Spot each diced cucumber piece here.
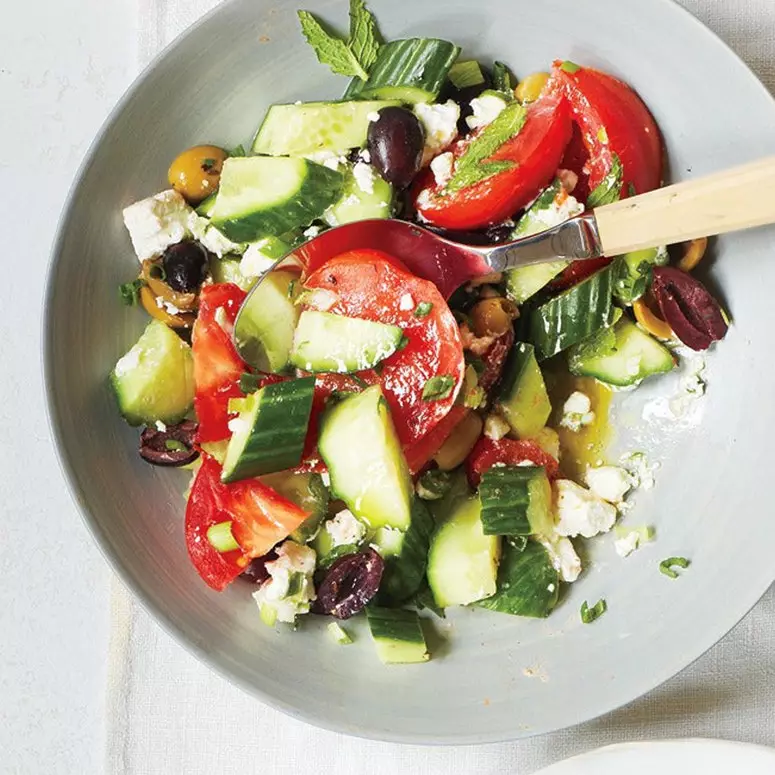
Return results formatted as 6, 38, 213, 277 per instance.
427, 496, 501, 608
478, 466, 553, 537
378, 500, 435, 605
427, 469, 471, 524
323, 163, 394, 226
209, 256, 257, 291
506, 262, 568, 305
612, 246, 669, 305
478, 540, 560, 618
289, 310, 403, 373
343, 38, 461, 103
568, 317, 676, 387
448, 59, 485, 89
260, 471, 329, 543
210, 157, 343, 242
111, 319, 194, 426
495, 342, 551, 439
252, 100, 400, 157
366, 606, 429, 664
196, 193, 218, 217
529, 262, 618, 360
234, 270, 301, 373
221, 377, 315, 483
327, 622, 353, 645
318, 386, 413, 531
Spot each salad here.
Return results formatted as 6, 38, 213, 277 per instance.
111, 0, 728, 664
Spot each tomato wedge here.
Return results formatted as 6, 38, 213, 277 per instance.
413, 95, 573, 230
192, 283, 247, 443
404, 405, 469, 474
466, 437, 560, 488
304, 250, 465, 445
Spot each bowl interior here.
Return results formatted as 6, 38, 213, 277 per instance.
46, 0, 775, 743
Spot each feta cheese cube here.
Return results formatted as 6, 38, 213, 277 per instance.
429, 151, 455, 187
539, 534, 582, 582
586, 465, 632, 503
352, 161, 376, 194
465, 93, 507, 130
620, 451, 658, 490
614, 531, 641, 558
484, 413, 511, 441
325, 509, 366, 548
554, 479, 617, 538
122, 189, 193, 262
560, 391, 595, 432
414, 100, 460, 166
240, 239, 280, 278
399, 293, 415, 311
252, 541, 317, 624
187, 212, 244, 258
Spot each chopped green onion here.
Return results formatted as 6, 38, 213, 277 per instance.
201, 158, 217, 172
327, 622, 353, 645
491, 60, 513, 93
396, 334, 410, 351
580, 598, 607, 624
164, 439, 187, 452
416, 469, 453, 501
448, 59, 485, 90
422, 375, 455, 401
118, 279, 145, 306
659, 556, 690, 579
414, 301, 433, 318
560, 60, 581, 74
206, 521, 240, 553
239, 373, 261, 394
149, 264, 166, 281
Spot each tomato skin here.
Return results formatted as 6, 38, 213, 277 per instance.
466, 437, 560, 488
413, 96, 573, 230
403, 405, 470, 474
549, 256, 613, 291
304, 250, 465, 445
478, 329, 515, 393
192, 284, 247, 443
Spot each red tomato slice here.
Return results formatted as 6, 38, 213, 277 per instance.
185, 456, 247, 591
304, 250, 465, 445
404, 405, 469, 474
466, 437, 560, 489
192, 283, 247, 443
413, 95, 573, 231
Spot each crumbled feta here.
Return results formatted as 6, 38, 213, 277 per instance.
187, 212, 244, 257
305, 150, 347, 171
155, 420, 167, 432
669, 357, 707, 416
560, 391, 595, 432
414, 100, 460, 166
122, 189, 192, 261
320, 471, 331, 487
359, 148, 371, 163
530, 194, 585, 235
155, 296, 183, 316
586, 465, 632, 504
484, 413, 511, 441
429, 151, 455, 187
415, 188, 433, 210
303, 225, 322, 239
227, 413, 250, 436
539, 534, 582, 582
325, 509, 366, 548
465, 93, 507, 130
614, 531, 641, 558
114, 346, 142, 378
620, 451, 658, 490
554, 479, 617, 538
399, 293, 415, 311
240, 239, 279, 278
366, 111, 380, 122
352, 162, 376, 194
252, 541, 317, 624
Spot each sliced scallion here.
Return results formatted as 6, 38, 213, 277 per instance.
206, 521, 240, 553
422, 375, 455, 402
659, 556, 690, 579
580, 598, 607, 624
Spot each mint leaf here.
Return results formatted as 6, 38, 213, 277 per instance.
492, 60, 513, 94
587, 153, 623, 208
118, 279, 145, 306
298, 10, 369, 81
422, 375, 455, 401
445, 101, 527, 192
348, 0, 380, 72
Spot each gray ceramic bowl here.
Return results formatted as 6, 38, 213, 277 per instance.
45, 0, 775, 744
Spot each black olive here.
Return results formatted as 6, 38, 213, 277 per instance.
240, 550, 278, 585
138, 420, 199, 467
312, 548, 384, 619
162, 240, 209, 293
367, 107, 425, 190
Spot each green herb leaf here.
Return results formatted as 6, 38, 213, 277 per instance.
348, 0, 380, 72
201, 158, 217, 172
228, 144, 246, 157
464, 351, 485, 375
587, 153, 624, 208
491, 60, 513, 93
297, 7, 369, 81
118, 279, 145, 306
580, 598, 607, 624
397, 334, 410, 351
239, 373, 262, 394
448, 59, 485, 90
416, 469, 453, 501
560, 60, 581, 74
627, 182, 637, 198
659, 556, 690, 579
414, 301, 433, 318
506, 535, 528, 552
445, 101, 527, 192
422, 375, 455, 401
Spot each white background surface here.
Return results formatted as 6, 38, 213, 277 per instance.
2, 0, 775, 773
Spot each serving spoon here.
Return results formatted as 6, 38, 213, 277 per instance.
234, 155, 775, 357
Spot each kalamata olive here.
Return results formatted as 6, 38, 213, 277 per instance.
651, 266, 728, 351
423, 222, 515, 246
139, 420, 199, 467
240, 550, 278, 585
162, 240, 209, 293
313, 548, 384, 619
367, 107, 425, 190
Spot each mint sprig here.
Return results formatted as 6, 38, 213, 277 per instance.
298, 0, 380, 81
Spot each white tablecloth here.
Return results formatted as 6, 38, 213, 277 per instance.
108, 1, 775, 772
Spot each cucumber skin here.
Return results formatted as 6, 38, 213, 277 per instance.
344, 38, 461, 103
478, 466, 551, 537
221, 377, 315, 483
478, 540, 560, 619
495, 342, 552, 439
366, 606, 429, 664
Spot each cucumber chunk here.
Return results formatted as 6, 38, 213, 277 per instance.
252, 100, 400, 157
478, 540, 560, 618
210, 157, 343, 242
568, 316, 676, 387
234, 270, 301, 373
221, 377, 315, 483
448, 59, 485, 89
289, 310, 403, 373
111, 319, 194, 426
495, 342, 551, 439
427, 496, 501, 608
366, 606, 429, 664
479, 465, 553, 537
344, 38, 461, 103
260, 471, 330, 543
323, 163, 394, 226
318, 386, 413, 531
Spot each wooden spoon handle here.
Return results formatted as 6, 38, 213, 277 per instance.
594, 156, 775, 255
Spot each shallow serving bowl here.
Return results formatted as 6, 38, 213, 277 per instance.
45, 0, 775, 744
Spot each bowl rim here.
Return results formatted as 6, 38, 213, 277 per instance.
42, 0, 775, 744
